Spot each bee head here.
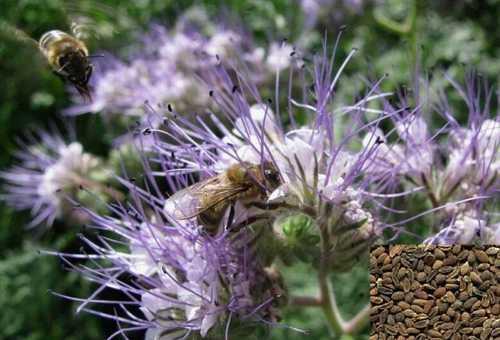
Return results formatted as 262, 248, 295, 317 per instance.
261, 162, 281, 191
57, 51, 93, 101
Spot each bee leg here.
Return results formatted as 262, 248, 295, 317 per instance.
225, 204, 236, 230
52, 70, 67, 83
84, 64, 93, 83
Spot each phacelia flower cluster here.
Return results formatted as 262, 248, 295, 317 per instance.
363, 73, 499, 245
0, 127, 101, 228
66, 10, 299, 122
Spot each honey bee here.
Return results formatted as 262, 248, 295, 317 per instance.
39, 28, 94, 100
165, 161, 282, 234
0, 22, 94, 101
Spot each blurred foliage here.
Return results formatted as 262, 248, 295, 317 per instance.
1, 0, 499, 339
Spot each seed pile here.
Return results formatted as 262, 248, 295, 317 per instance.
369, 245, 500, 340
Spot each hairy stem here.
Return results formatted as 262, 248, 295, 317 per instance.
289, 295, 322, 307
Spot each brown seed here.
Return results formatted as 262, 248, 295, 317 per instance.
444, 291, 456, 303
467, 251, 476, 263
458, 292, 469, 301
434, 287, 447, 298
411, 304, 424, 313
460, 262, 470, 275
470, 316, 487, 327
433, 260, 444, 270
427, 329, 443, 338
406, 327, 419, 335
471, 300, 482, 311
441, 314, 451, 322
470, 271, 483, 285
403, 309, 417, 318
435, 248, 446, 260
452, 245, 461, 254
414, 289, 428, 299
486, 246, 499, 255
414, 319, 429, 328
461, 312, 470, 321
371, 246, 385, 257
398, 301, 411, 309
424, 254, 435, 265
390, 305, 401, 313
471, 309, 486, 317
392, 291, 405, 301
477, 263, 490, 271
464, 297, 478, 310
480, 328, 491, 340
475, 250, 490, 263
416, 272, 426, 282
460, 327, 473, 334
443, 255, 457, 266
389, 245, 403, 257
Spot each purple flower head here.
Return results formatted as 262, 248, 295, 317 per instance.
65, 15, 274, 120
362, 71, 499, 245
0, 126, 100, 228
54, 160, 286, 338
150, 42, 396, 269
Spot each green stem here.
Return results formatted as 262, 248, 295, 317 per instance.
343, 303, 370, 335
318, 269, 344, 335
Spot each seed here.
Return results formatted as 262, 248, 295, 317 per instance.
464, 297, 478, 310
389, 245, 403, 257
414, 289, 428, 299
403, 309, 417, 318
406, 327, 419, 335
460, 328, 473, 334
443, 291, 456, 303
475, 250, 490, 263
471, 300, 482, 311
486, 247, 499, 255
480, 328, 491, 340
460, 262, 470, 275
416, 272, 426, 282
398, 301, 411, 309
411, 304, 424, 313
392, 291, 405, 301
433, 260, 444, 270
427, 329, 442, 338
434, 287, 447, 298
414, 319, 429, 328
390, 305, 401, 313
470, 271, 482, 285
471, 309, 486, 317
435, 248, 446, 260
372, 246, 385, 257
470, 316, 487, 327
443, 255, 457, 266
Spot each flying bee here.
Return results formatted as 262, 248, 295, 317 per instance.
38, 28, 94, 100
0, 20, 97, 101
165, 161, 282, 234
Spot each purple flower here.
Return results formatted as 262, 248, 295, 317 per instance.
65, 18, 274, 120
54, 166, 284, 338
0, 127, 100, 228
151, 45, 393, 269
362, 72, 499, 245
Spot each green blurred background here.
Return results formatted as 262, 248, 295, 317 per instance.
1, 0, 499, 339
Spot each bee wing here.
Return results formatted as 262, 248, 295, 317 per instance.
165, 175, 249, 220
0, 20, 39, 49
63, 1, 137, 41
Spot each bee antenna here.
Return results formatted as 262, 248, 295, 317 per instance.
87, 54, 105, 59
